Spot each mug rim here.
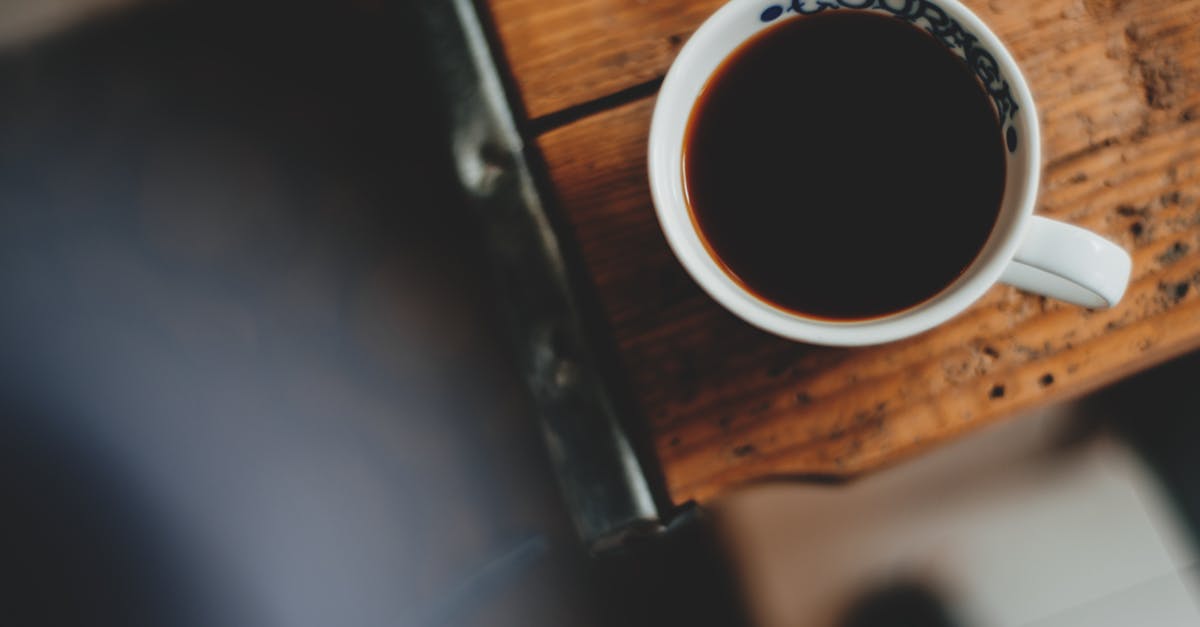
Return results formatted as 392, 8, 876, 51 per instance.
648, 0, 1041, 346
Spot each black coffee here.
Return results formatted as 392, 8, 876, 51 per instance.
683, 10, 1006, 320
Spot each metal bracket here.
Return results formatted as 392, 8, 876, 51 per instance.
415, 0, 671, 551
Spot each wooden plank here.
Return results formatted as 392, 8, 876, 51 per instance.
485, 0, 1197, 120
536, 0, 1200, 503
484, 0, 723, 119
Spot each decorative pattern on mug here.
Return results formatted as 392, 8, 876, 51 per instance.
759, 0, 1020, 152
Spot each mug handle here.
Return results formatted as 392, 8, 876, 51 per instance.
999, 216, 1132, 308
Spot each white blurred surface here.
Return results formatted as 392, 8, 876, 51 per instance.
719, 405, 1200, 627
1023, 572, 1199, 627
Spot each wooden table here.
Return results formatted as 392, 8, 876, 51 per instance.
482, 0, 1200, 504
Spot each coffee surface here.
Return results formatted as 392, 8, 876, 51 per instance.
683, 10, 1006, 320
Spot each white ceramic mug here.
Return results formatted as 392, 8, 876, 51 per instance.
648, 0, 1132, 346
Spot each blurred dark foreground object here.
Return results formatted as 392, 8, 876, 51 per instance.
840, 581, 961, 627
0, 1, 748, 626
1089, 350, 1200, 544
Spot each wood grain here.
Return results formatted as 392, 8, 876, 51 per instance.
534, 0, 1200, 503
484, 0, 1193, 121
484, 0, 723, 118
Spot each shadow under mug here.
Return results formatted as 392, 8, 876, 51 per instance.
648, 0, 1132, 347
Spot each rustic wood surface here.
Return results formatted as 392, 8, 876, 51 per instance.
487, 0, 1200, 503
486, 0, 724, 118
